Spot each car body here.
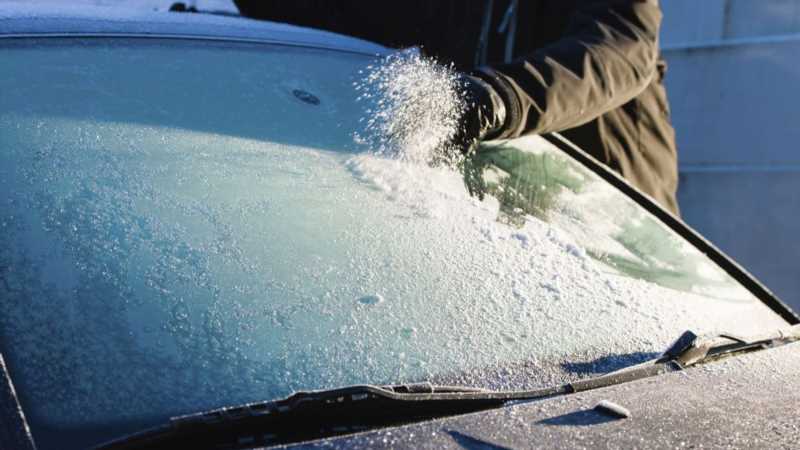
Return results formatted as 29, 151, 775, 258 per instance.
0, 3, 798, 449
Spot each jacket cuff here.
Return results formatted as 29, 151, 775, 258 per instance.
472, 66, 523, 139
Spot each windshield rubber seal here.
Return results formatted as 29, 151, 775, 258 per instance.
0, 353, 36, 450
542, 132, 799, 325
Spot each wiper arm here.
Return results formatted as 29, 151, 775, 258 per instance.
658, 324, 800, 368
97, 325, 800, 450
562, 325, 800, 396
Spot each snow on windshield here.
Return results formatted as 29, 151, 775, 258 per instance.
0, 37, 787, 449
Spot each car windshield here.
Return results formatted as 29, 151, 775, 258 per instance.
0, 38, 788, 449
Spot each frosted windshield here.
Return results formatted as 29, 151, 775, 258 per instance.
0, 39, 786, 449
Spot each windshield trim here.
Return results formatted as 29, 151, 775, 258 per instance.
542, 132, 799, 325
0, 32, 385, 58
0, 353, 36, 450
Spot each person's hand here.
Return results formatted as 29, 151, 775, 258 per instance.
450, 74, 507, 155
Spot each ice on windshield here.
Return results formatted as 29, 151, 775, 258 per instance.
0, 38, 787, 449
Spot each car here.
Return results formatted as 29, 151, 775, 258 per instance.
0, 3, 798, 450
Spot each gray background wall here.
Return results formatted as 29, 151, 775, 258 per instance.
661, 0, 800, 312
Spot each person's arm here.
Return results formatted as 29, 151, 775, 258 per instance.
477, 0, 663, 139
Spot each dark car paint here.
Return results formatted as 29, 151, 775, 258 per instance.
288, 341, 800, 449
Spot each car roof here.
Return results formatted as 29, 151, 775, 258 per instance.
0, 2, 390, 56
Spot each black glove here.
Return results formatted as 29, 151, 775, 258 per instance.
451, 74, 507, 155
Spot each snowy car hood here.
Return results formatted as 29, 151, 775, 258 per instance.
0, 1, 389, 56
292, 341, 800, 449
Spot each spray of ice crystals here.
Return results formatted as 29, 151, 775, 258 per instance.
354, 50, 467, 166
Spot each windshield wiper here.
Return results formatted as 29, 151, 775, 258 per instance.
97, 325, 800, 450
96, 383, 564, 450
657, 324, 800, 368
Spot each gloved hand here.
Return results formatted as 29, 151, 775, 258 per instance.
450, 73, 508, 155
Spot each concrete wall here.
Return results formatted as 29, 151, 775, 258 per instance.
660, 0, 800, 312
662, 0, 800, 44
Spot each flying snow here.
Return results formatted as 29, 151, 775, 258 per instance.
353, 50, 467, 166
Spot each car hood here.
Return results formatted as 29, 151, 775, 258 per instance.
0, 1, 389, 56
290, 341, 800, 449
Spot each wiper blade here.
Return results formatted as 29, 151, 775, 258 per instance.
98, 366, 679, 450
97, 325, 800, 450
96, 383, 563, 450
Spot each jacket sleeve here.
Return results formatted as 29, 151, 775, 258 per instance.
479, 0, 663, 139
